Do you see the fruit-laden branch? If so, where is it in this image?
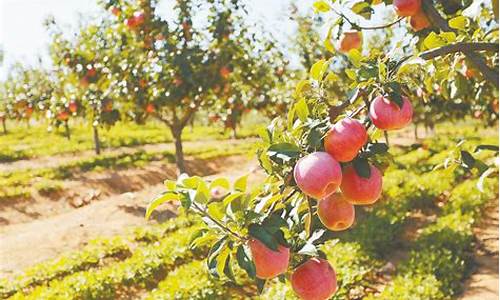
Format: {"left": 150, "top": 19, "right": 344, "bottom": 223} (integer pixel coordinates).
{"left": 422, "top": 0, "right": 499, "bottom": 88}
{"left": 419, "top": 42, "right": 499, "bottom": 60}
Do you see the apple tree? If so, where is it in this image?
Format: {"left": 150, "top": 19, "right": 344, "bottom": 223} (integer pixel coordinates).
{"left": 142, "top": 0, "right": 498, "bottom": 299}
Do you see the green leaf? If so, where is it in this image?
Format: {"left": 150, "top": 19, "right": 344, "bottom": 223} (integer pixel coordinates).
{"left": 195, "top": 180, "right": 210, "bottom": 204}
{"left": 236, "top": 245, "right": 256, "bottom": 279}
{"left": 208, "top": 202, "right": 226, "bottom": 220}
{"left": 460, "top": 150, "right": 476, "bottom": 169}
{"left": 345, "top": 68, "right": 357, "bottom": 81}
{"left": 423, "top": 32, "right": 447, "bottom": 50}
{"left": 210, "top": 177, "right": 231, "bottom": 190}
{"left": 474, "top": 144, "right": 499, "bottom": 152}
{"left": 295, "top": 98, "right": 310, "bottom": 122}
{"left": 256, "top": 278, "right": 266, "bottom": 294}
{"left": 164, "top": 179, "right": 176, "bottom": 191}
{"left": 351, "top": 2, "right": 373, "bottom": 19}
{"left": 310, "top": 59, "right": 328, "bottom": 81}
{"left": 353, "top": 158, "right": 371, "bottom": 178}
{"left": 248, "top": 223, "right": 278, "bottom": 251}
{"left": 234, "top": 175, "right": 248, "bottom": 192}
{"left": 448, "top": 16, "right": 469, "bottom": 30}
{"left": 324, "top": 26, "right": 335, "bottom": 53}
{"left": 295, "top": 79, "right": 311, "bottom": 98}
{"left": 365, "top": 143, "right": 388, "bottom": 155}
{"left": 223, "top": 253, "right": 236, "bottom": 282}
{"left": 222, "top": 191, "right": 244, "bottom": 206}
{"left": 347, "top": 49, "right": 363, "bottom": 68}
{"left": 182, "top": 176, "right": 203, "bottom": 189}
{"left": 267, "top": 143, "right": 300, "bottom": 162}
{"left": 313, "top": 0, "right": 331, "bottom": 12}
{"left": 216, "top": 247, "right": 231, "bottom": 279}
{"left": 145, "top": 192, "right": 179, "bottom": 220}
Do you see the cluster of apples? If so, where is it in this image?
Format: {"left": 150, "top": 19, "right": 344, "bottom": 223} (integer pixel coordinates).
{"left": 247, "top": 96, "right": 413, "bottom": 300}
{"left": 337, "top": 0, "right": 430, "bottom": 54}
{"left": 394, "top": 0, "right": 430, "bottom": 31}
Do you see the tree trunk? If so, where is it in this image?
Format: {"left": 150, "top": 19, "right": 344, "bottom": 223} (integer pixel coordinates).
{"left": 1, "top": 119, "right": 7, "bottom": 134}
{"left": 64, "top": 121, "right": 71, "bottom": 140}
{"left": 171, "top": 126, "right": 186, "bottom": 174}
{"left": 93, "top": 126, "right": 101, "bottom": 155}
{"left": 384, "top": 131, "right": 390, "bottom": 147}
{"left": 414, "top": 124, "right": 419, "bottom": 140}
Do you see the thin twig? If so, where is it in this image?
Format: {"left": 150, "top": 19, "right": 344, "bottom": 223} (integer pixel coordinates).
{"left": 332, "top": 8, "right": 404, "bottom": 30}
{"left": 192, "top": 202, "right": 247, "bottom": 241}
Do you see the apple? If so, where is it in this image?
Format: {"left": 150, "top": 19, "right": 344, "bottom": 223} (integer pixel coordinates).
{"left": 69, "top": 101, "right": 78, "bottom": 113}
{"left": 86, "top": 68, "right": 97, "bottom": 78}
{"left": 318, "top": 193, "right": 355, "bottom": 231}
{"left": 409, "top": 9, "right": 430, "bottom": 31}
{"left": 57, "top": 111, "right": 69, "bottom": 121}
{"left": 146, "top": 103, "right": 155, "bottom": 113}
{"left": 248, "top": 239, "right": 290, "bottom": 279}
{"left": 369, "top": 95, "right": 413, "bottom": 130}
{"left": 103, "top": 100, "right": 113, "bottom": 112}
{"left": 294, "top": 152, "right": 342, "bottom": 199}
{"left": 491, "top": 99, "right": 499, "bottom": 113}
{"left": 111, "top": 7, "right": 120, "bottom": 16}
{"left": 173, "top": 76, "right": 183, "bottom": 87}
{"left": 220, "top": 66, "right": 231, "bottom": 79}
{"left": 134, "top": 12, "right": 145, "bottom": 26}
{"left": 139, "top": 79, "right": 148, "bottom": 88}
{"left": 340, "top": 165, "right": 382, "bottom": 205}
{"left": 291, "top": 258, "right": 337, "bottom": 300}
{"left": 393, "top": 0, "right": 421, "bottom": 17}
{"left": 324, "top": 118, "right": 367, "bottom": 162}
{"left": 338, "top": 31, "right": 362, "bottom": 53}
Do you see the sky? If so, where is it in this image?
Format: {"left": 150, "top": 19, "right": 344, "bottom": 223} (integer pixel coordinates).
{"left": 0, "top": 0, "right": 311, "bottom": 80}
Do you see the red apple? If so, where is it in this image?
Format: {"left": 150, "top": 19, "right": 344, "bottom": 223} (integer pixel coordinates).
{"left": 291, "top": 258, "right": 337, "bottom": 300}
{"left": 87, "top": 68, "right": 97, "bottom": 78}
{"left": 111, "top": 7, "right": 120, "bottom": 16}
{"left": 293, "top": 152, "right": 342, "bottom": 200}
{"left": 25, "top": 106, "right": 34, "bottom": 118}
{"left": 103, "top": 100, "right": 113, "bottom": 112}
{"left": 394, "top": 0, "right": 421, "bottom": 16}
{"left": 69, "top": 101, "right": 78, "bottom": 113}
{"left": 409, "top": 9, "right": 430, "bottom": 31}
{"left": 338, "top": 31, "right": 362, "bottom": 53}
{"left": 57, "top": 111, "right": 69, "bottom": 121}
{"left": 369, "top": 95, "right": 413, "bottom": 130}
{"left": 146, "top": 103, "right": 155, "bottom": 113}
{"left": 220, "top": 66, "right": 231, "bottom": 79}
{"left": 134, "top": 12, "right": 145, "bottom": 26}
{"left": 318, "top": 193, "right": 355, "bottom": 231}
{"left": 340, "top": 165, "right": 382, "bottom": 205}
{"left": 324, "top": 118, "right": 367, "bottom": 162}
{"left": 248, "top": 239, "right": 290, "bottom": 279}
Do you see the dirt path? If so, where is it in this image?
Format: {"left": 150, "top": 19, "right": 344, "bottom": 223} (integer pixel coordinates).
{"left": 458, "top": 200, "right": 499, "bottom": 300}
{"left": 0, "top": 138, "right": 257, "bottom": 173}
{"left": 0, "top": 157, "right": 264, "bottom": 277}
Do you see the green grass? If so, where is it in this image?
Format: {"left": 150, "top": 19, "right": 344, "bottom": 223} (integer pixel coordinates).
{"left": 0, "top": 140, "right": 255, "bottom": 202}
{"left": 0, "top": 120, "right": 262, "bottom": 162}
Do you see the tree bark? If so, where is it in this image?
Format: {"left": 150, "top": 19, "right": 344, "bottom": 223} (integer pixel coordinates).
{"left": 64, "top": 121, "right": 71, "bottom": 140}
{"left": 2, "top": 119, "right": 7, "bottom": 134}
{"left": 93, "top": 126, "right": 101, "bottom": 155}
{"left": 171, "top": 126, "right": 186, "bottom": 174}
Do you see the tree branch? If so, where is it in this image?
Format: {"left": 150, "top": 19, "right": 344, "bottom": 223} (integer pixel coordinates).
{"left": 333, "top": 9, "right": 404, "bottom": 30}
{"left": 419, "top": 42, "right": 499, "bottom": 60}
{"left": 422, "top": 0, "right": 499, "bottom": 88}
{"left": 191, "top": 202, "right": 247, "bottom": 241}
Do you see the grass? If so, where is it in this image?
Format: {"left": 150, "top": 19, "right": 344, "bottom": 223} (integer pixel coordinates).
{"left": 0, "top": 120, "right": 262, "bottom": 162}
{"left": 0, "top": 140, "right": 256, "bottom": 202}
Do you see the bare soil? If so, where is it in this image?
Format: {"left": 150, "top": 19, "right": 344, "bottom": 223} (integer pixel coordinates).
{"left": 458, "top": 200, "right": 499, "bottom": 300}
{"left": 0, "top": 155, "right": 264, "bottom": 277}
